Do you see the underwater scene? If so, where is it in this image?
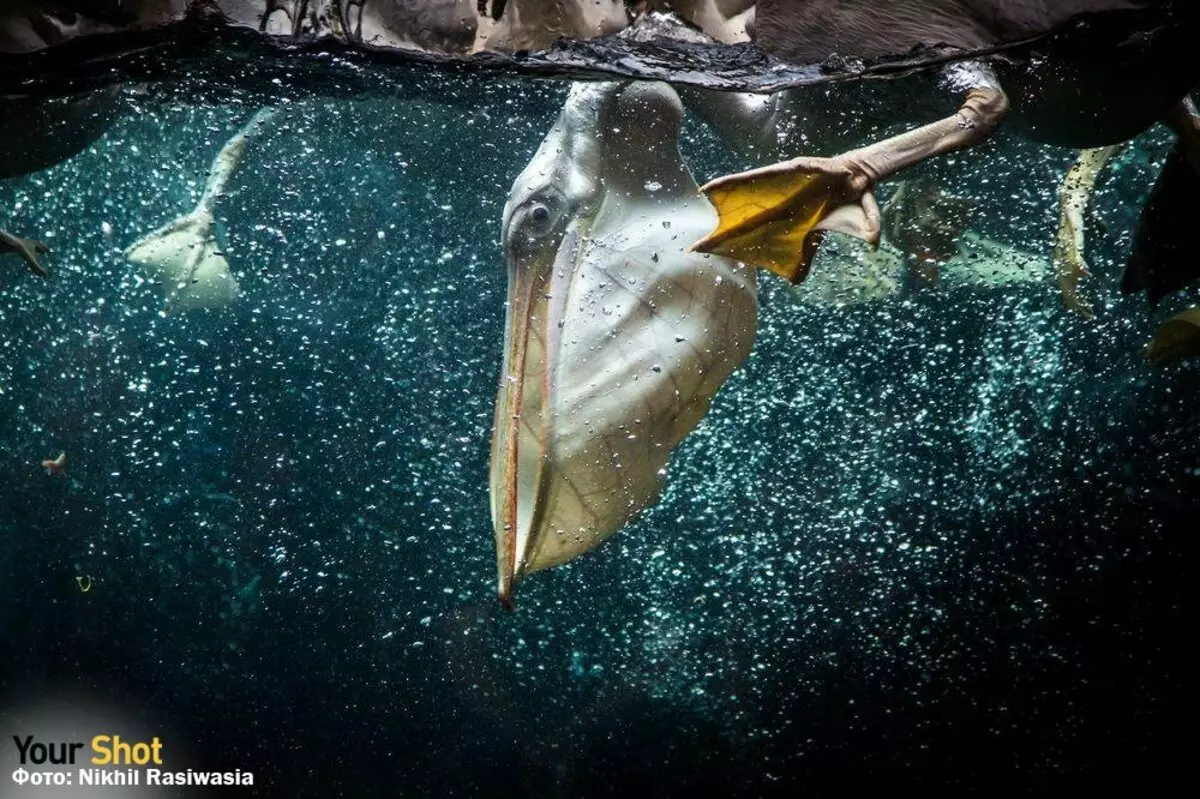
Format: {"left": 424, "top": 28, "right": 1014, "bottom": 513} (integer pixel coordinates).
{"left": 2, "top": 2, "right": 1198, "bottom": 797}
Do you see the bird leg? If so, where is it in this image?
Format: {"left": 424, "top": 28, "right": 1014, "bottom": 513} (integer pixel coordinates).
{"left": 1053, "top": 144, "right": 1124, "bottom": 320}
{"left": 691, "top": 61, "right": 1009, "bottom": 284}
{"left": 0, "top": 229, "right": 49, "bottom": 276}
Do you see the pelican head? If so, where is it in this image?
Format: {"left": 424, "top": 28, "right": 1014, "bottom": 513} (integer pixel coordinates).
{"left": 491, "top": 81, "right": 757, "bottom": 607}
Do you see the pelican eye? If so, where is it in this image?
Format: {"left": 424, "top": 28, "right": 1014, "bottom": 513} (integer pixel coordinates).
{"left": 518, "top": 185, "right": 571, "bottom": 236}
{"left": 523, "top": 200, "right": 560, "bottom": 239}
{"left": 505, "top": 189, "right": 572, "bottom": 258}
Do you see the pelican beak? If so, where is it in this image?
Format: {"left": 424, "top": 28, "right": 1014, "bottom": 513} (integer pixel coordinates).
{"left": 490, "top": 211, "right": 586, "bottom": 608}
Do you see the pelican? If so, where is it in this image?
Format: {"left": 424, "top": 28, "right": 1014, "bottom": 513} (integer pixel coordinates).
{"left": 473, "top": 0, "right": 628, "bottom": 51}
{"left": 489, "top": 76, "right": 1058, "bottom": 606}
{"left": 490, "top": 81, "right": 757, "bottom": 607}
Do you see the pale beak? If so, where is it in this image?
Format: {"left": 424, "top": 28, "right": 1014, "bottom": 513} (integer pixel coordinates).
{"left": 490, "top": 219, "right": 584, "bottom": 608}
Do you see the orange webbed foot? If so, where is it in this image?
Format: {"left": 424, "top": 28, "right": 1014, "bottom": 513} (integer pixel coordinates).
{"left": 690, "top": 156, "right": 881, "bottom": 284}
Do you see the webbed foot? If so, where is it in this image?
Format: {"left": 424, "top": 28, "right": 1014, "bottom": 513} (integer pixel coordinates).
{"left": 690, "top": 156, "right": 881, "bottom": 283}
{"left": 125, "top": 209, "right": 239, "bottom": 310}
{"left": 0, "top": 229, "right": 50, "bottom": 276}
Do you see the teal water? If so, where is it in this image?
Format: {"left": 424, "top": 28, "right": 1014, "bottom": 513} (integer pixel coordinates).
{"left": 1, "top": 69, "right": 1196, "bottom": 796}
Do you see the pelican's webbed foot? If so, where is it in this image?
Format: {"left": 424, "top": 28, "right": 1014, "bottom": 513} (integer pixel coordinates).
{"left": 124, "top": 108, "right": 278, "bottom": 311}
{"left": 124, "top": 208, "right": 234, "bottom": 310}
{"left": 0, "top": 229, "right": 49, "bottom": 277}
{"left": 692, "top": 62, "right": 1009, "bottom": 283}
{"left": 691, "top": 155, "right": 881, "bottom": 283}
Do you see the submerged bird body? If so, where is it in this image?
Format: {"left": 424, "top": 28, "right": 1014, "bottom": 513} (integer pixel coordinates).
{"left": 756, "top": 0, "right": 1146, "bottom": 60}
{"left": 1, "top": 89, "right": 122, "bottom": 276}
{"left": 0, "top": 90, "right": 121, "bottom": 180}
{"left": 754, "top": 0, "right": 1200, "bottom": 147}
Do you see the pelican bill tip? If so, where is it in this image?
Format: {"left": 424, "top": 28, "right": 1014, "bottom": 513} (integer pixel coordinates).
{"left": 497, "top": 582, "right": 517, "bottom": 611}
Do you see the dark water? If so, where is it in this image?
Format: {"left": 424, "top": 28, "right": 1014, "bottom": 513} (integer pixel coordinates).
{"left": 1, "top": 68, "right": 1196, "bottom": 797}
